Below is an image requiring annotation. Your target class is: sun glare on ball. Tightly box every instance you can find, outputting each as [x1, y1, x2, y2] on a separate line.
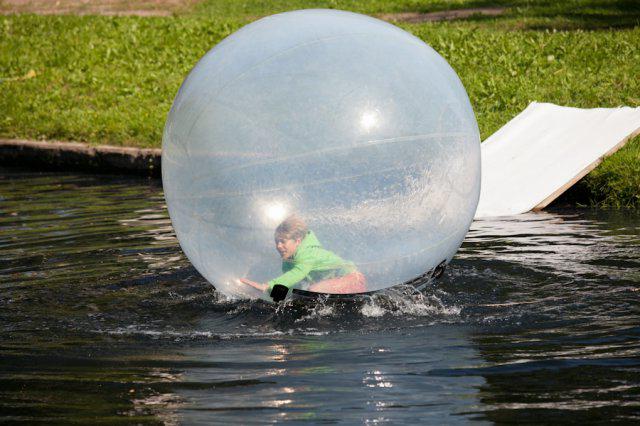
[264, 202, 288, 224]
[360, 110, 379, 132]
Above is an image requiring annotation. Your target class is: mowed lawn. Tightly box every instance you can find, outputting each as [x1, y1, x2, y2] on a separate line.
[1, 0, 639, 205]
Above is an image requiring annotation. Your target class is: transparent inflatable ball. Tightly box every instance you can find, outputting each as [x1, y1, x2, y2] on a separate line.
[162, 9, 481, 302]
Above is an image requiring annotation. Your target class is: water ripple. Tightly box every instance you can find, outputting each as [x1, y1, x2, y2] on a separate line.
[0, 169, 638, 423]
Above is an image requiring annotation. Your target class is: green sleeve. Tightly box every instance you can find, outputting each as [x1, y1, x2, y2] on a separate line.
[268, 262, 313, 290]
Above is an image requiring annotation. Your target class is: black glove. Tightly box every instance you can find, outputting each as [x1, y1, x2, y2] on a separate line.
[270, 284, 289, 302]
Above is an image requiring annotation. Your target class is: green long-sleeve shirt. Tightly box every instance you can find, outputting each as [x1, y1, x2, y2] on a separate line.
[267, 231, 356, 290]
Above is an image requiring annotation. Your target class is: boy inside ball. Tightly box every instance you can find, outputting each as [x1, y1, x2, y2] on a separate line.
[239, 215, 366, 298]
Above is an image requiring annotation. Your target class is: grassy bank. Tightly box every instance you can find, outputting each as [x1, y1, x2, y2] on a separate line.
[1, 15, 238, 146]
[1, 0, 639, 206]
[3, 15, 638, 144]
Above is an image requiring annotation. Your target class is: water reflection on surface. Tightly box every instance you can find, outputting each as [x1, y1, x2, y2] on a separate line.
[0, 168, 638, 424]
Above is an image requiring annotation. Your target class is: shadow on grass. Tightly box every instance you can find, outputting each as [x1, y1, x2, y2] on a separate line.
[193, 0, 640, 30]
[452, 0, 640, 30]
[551, 135, 640, 208]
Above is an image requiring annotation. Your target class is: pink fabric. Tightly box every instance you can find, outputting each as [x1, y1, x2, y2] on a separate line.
[308, 272, 367, 294]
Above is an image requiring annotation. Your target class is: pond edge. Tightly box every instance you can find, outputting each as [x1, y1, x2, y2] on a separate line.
[0, 138, 161, 177]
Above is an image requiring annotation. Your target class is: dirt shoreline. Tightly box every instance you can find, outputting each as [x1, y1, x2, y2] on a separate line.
[0, 0, 199, 16]
[0, 138, 161, 177]
[377, 7, 505, 23]
[0, 1, 505, 21]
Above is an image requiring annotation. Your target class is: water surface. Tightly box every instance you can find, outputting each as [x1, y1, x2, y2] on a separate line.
[1, 169, 638, 424]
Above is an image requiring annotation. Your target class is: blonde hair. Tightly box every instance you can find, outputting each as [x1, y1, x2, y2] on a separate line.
[275, 215, 308, 241]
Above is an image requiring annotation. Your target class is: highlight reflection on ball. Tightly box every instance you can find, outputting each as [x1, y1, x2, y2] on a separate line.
[162, 9, 481, 301]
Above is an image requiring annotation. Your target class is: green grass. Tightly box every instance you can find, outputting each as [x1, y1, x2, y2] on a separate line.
[411, 23, 640, 137]
[2, 15, 637, 143]
[0, 0, 639, 206]
[0, 16, 241, 145]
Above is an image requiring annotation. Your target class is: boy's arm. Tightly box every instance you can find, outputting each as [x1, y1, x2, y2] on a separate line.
[268, 262, 313, 290]
[239, 278, 268, 291]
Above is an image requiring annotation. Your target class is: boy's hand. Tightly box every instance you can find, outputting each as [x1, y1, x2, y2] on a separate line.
[239, 278, 268, 292]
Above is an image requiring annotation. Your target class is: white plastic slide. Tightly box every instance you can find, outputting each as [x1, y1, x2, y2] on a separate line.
[475, 102, 640, 218]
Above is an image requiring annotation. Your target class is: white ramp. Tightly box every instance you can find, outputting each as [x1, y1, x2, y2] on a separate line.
[475, 102, 640, 218]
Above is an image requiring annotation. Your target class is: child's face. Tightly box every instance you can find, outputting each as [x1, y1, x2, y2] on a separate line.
[275, 236, 301, 260]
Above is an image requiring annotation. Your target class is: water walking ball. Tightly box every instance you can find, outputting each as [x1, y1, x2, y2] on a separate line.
[162, 9, 481, 301]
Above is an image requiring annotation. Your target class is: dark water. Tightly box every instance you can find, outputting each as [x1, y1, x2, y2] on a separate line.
[1, 168, 639, 424]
